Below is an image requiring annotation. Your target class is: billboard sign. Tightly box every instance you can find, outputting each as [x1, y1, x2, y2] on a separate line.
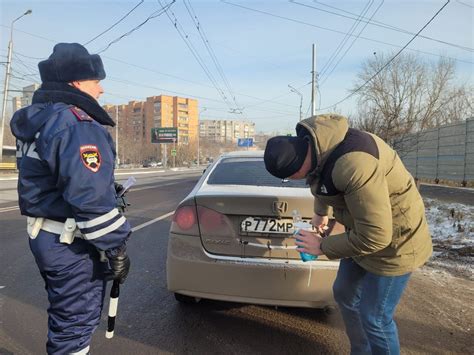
[151, 127, 178, 144]
[237, 138, 254, 147]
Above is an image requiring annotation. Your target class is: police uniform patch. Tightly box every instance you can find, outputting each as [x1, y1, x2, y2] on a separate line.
[80, 145, 101, 172]
[70, 107, 93, 121]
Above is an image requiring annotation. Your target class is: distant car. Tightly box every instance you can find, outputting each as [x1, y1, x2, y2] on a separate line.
[167, 151, 343, 308]
[143, 161, 161, 168]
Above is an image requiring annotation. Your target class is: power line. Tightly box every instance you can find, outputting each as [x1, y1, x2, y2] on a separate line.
[320, 0, 385, 87]
[3, 47, 301, 112]
[183, 0, 244, 114]
[319, 0, 451, 111]
[245, 81, 311, 109]
[158, 0, 239, 114]
[84, 0, 145, 46]
[294, 0, 474, 52]
[455, 0, 474, 9]
[318, 0, 374, 79]
[96, 1, 175, 54]
[104, 54, 299, 109]
[107, 76, 297, 116]
[220, 0, 473, 65]
[11, 51, 45, 61]
[13, 52, 41, 79]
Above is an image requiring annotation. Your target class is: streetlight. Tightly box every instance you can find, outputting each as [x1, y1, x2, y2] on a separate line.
[197, 107, 207, 167]
[0, 9, 32, 162]
[288, 84, 303, 122]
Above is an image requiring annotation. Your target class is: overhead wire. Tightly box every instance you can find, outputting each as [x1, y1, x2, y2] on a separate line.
[84, 0, 145, 46]
[100, 55, 298, 109]
[220, 0, 473, 65]
[6, 47, 301, 112]
[318, 0, 452, 111]
[319, 0, 385, 87]
[13, 52, 41, 80]
[157, 0, 239, 114]
[96, 1, 175, 54]
[296, 0, 474, 52]
[183, 0, 244, 115]
[107, 76, 297, 116]
[455, 0, 474, 8]
[317, 0, 373, 79]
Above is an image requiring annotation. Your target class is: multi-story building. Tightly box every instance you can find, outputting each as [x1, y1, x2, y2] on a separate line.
[103, 95, 198, 164]
[11, 83, 40, 112]
[144, 95, 198, 145]
[199, 119, 256, 144]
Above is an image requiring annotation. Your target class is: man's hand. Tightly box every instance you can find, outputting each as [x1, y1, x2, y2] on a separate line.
[105, 248, 130, 284]
[294, 229, 324, 256]
[311, 214, 329, 233]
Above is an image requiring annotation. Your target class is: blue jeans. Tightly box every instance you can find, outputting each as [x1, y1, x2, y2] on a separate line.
[333, 258, 411, 355]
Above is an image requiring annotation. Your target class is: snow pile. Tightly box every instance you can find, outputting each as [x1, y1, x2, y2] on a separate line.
[423, 198, 473, 279]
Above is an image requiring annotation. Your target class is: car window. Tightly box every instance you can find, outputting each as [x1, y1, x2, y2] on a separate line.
[207, 157, 308, 188]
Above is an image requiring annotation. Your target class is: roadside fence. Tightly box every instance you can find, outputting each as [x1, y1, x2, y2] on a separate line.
[394, 118, 474, 186]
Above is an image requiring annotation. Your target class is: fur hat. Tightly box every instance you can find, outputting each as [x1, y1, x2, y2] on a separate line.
[38, 43, 106, 83]
[264, 136, 308, 179]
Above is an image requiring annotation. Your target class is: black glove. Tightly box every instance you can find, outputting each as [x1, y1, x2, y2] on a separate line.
[114, 182, 125, 195]
[105, 246, 130, 284]
[114, 182, 130, 212]
[116, 195, 130, 213]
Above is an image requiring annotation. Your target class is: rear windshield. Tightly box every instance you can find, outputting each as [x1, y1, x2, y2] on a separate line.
[207, 157, 308, 188]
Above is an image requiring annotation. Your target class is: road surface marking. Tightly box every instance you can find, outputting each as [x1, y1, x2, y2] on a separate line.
[131, 211, 174, 232]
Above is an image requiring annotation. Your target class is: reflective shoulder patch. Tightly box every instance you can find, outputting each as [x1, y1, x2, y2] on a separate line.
[70, 107, 93, 122]
[80, 144, 102, 172]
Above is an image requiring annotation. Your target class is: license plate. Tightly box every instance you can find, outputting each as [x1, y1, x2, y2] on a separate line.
[240, 217, 313, 234]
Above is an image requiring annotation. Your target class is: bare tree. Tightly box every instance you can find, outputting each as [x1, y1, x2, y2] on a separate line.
[352, 53, 473, 147]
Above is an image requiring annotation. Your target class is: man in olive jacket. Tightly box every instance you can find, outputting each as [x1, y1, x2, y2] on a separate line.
[264, 114, 432, 355]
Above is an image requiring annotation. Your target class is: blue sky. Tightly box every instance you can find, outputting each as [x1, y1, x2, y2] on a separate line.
[1, 0, 473, 133]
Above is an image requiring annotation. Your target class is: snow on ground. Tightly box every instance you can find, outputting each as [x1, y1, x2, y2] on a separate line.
[423, 197, 473, 279]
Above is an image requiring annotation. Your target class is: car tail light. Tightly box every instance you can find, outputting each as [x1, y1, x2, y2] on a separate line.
[197, 206, 234, 237]
[170, 205, 200, 236]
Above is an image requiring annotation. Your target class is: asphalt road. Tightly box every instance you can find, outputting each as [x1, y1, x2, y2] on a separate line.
[0, 171, 472, 354]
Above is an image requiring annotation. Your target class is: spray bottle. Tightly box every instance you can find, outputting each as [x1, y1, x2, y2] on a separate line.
[292, 210, 318, 262]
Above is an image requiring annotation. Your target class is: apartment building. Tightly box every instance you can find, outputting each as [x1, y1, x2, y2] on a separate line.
[144, 95, 198, 145]
[11, 83, 40, 112]
[199, 119, 256, 144]
[103, 95, 198, 164]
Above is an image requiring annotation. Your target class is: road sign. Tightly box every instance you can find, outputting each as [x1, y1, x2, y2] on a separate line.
[237, 138, 254, 147]
[171, 149, 177, 156]
[151, 127, 178, 144]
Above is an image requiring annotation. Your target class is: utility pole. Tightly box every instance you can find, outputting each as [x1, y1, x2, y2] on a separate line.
[311, 43, 316, 117]
[288, 84, 303, 122]
[197, 107, 207, 168]
[173, 138, 176, 168]
[115, 105, 120, 167]
[0, 9, 32, 162]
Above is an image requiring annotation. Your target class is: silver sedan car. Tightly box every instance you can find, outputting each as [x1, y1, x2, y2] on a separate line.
[167, 151, 343, 308]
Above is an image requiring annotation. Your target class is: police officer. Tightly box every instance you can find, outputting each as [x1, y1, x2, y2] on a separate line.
[10, 43, 131, 354]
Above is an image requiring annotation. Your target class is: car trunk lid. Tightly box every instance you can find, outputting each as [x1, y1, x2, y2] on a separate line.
[195, 185, 319, 260]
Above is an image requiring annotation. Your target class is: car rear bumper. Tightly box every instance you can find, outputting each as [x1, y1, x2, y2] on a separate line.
[167, 233, 340, 308]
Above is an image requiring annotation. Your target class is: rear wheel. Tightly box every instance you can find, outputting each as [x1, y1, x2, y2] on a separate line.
[323, 305, 337, 315]
[174, 293, 200, 304]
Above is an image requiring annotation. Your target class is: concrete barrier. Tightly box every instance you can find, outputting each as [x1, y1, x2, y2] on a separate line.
[0, 162, 17, 170]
